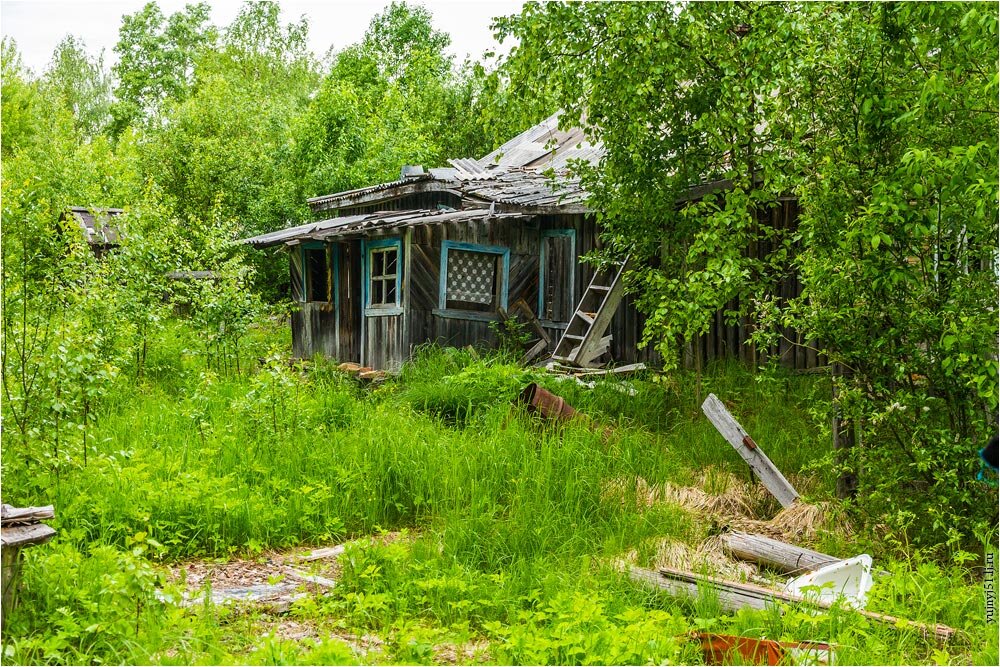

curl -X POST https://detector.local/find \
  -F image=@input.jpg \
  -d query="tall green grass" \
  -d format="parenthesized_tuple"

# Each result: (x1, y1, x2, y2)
(2, 322, 993, 665)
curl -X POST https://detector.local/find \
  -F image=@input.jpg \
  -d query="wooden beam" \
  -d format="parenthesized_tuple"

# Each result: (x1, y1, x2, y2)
(630, 566, 959, 644)
(1, 505, 55, 525)
(720, 531, 838, 575)
(0, 523, 56, 548)
(701, 393, 800, 508)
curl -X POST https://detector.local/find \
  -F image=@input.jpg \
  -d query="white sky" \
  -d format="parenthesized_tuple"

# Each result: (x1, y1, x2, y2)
(0, 0, 525, 76)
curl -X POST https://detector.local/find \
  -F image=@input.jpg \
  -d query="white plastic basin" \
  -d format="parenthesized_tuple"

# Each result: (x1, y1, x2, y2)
(783, 554, 874, 610)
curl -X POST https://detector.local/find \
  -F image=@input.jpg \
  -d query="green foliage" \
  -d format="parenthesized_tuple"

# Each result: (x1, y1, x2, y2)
(499, 0, 999, 548)
(41, 36, 112, 138)
(110, 1, 217, 135)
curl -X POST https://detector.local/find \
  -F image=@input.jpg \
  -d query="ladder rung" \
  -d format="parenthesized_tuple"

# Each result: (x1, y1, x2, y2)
(589, 285, 612, 292)
(562, 334, 584, 341)
(576, 312, 595, 324)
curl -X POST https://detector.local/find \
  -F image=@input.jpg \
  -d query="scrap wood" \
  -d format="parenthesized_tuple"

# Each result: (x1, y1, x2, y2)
(283, 567, 337, 589)
(159, 582, 304, 609)
(1, 504, 55, 526)
(720, 531, 839, 575)
(296, 544, 347, 562)
(629, 565, 958, 644)
(701, 393, 800, 508)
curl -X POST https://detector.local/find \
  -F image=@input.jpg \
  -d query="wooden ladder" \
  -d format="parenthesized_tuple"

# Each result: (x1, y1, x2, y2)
(551, 256, 631, 367)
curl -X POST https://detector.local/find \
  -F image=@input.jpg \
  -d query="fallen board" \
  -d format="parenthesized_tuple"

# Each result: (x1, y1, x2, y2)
(701, 394, 800, 508)
(720, 531, 839, 575)
(629, 566, 958, 644)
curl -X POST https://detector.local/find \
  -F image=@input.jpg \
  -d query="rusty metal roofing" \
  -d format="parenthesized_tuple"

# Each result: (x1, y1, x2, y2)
(244, 208, 534, 248)
(62, 206, 124, 246)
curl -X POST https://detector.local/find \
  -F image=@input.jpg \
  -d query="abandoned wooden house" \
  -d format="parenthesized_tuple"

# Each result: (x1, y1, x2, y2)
(247, 113, 816, 372)
(60, 206, 124, 258)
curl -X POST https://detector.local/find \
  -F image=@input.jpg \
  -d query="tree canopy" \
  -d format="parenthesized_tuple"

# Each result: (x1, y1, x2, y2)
(499, 0, 999, 547)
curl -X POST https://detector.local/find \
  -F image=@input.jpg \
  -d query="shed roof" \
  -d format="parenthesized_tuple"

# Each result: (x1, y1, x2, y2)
(306, 112, 601, 215)
(244, 208, 534, 248)
(62, 206, 124, 246)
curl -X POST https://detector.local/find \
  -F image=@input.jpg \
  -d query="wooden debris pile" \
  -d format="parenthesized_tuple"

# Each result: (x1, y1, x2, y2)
(625, 393, 961, 647)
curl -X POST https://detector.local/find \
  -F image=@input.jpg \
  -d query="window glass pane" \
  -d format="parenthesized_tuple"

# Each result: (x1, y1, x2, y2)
(368, 243, 400, 308)
(446, 250, 496, 306)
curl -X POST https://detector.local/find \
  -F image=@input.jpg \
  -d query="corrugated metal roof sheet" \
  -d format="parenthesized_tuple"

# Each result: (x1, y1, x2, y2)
(63, 206, 124, 246)
(478, 111, 604, 170)
(300, 111, 602, 221)
(244, 208, 533, 248)
(305, 174, 437, 208)
(460, 169, 589, 209)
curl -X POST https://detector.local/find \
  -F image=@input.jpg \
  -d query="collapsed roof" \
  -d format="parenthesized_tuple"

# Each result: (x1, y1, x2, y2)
(61, 206, 124, 247)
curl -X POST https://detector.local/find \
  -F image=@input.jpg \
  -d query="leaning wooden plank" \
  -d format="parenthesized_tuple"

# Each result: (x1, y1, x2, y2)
(630, 566, 958, 643)
(720, 531, 839, 575)
(0, 523, 56, 548)
(0, 505, 55, 526)
(521, 339, 549, 365)
(701, 394, 800, 508)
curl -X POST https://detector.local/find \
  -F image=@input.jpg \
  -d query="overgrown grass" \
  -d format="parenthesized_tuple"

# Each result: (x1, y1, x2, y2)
(1, 321, 995, 665)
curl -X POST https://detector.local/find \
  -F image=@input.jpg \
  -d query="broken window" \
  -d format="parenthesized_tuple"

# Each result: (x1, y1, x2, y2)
(304, 247, 329, 302)
(441, 243, 509, 314)
(368, 246, 399, 308)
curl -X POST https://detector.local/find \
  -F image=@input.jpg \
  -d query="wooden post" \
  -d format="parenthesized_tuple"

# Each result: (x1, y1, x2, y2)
(2, 545, 21, 625)
(832, 364, 858, 499)
(720, 531, 838, 574)
(701, 394, 800, 508)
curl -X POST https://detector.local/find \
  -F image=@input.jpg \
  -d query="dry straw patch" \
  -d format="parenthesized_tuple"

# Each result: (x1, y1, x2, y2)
(604, 471, 847, 545)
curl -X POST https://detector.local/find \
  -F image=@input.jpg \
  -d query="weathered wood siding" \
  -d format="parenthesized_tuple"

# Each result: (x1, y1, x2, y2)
(337, 241, 362, 363)
(287, 198, 818, 371)
(682, 200, 824, 371)
(338, 192, 462, 218)
(404, 213, 656, 366)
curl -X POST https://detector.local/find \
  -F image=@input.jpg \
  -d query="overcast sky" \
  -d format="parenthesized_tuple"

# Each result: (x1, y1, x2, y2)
(1, 0, 525, 76)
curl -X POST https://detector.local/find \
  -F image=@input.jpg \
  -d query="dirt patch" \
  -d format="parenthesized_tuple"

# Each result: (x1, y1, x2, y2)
(168, 552, 288, 590)
(433, 639, 491, 665)
(167, 530, 415, 596)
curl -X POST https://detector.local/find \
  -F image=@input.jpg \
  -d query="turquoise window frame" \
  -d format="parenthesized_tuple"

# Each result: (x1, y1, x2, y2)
(538, 229, 576, 321)
(435, 240, 510, 322)
(362, 237, 403, 316)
